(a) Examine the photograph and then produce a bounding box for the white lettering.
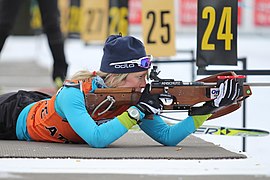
[114,64,135,69]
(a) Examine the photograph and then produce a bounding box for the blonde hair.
[70,70,128,88]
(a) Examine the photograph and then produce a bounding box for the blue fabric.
[91,76,107,92]
[16,103,35,141]
[139,115,196,146]
[55,87,128,148]
[100,35,148,73]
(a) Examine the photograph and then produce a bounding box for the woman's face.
[117,70,148,88]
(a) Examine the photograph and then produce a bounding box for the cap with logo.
[100,34,150,74]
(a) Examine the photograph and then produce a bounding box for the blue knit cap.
[100,35,148,73]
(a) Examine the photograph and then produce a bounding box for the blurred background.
[1,0,270,86]
[8,0,270,36]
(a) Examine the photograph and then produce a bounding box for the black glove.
[136,84,174,115]
[213,79,240,107]
[189,79,240,116]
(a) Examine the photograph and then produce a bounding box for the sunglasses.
[109,55,153,69]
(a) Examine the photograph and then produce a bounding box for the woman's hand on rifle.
[213,79,240,107]
[136,84,173,115]
[189,79,240,116]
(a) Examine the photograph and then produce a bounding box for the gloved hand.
[213,79,240,107]
[136,84,174,115]
[189,78,240,116]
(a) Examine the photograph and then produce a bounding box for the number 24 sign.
[197,0,238,66]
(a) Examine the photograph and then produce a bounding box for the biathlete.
[0,35,240,148]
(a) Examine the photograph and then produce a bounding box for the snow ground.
[0,34,270,176]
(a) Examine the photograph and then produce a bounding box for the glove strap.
[188,101,217,116]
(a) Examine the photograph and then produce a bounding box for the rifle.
[85,66,252,120]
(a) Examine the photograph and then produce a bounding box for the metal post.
[242,58,247,152]
[191,50,195,81]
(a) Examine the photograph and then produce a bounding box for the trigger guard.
[160,98,173,106]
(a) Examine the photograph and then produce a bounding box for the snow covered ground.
[0,34,270,176]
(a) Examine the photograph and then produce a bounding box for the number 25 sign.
[142,0,176,57]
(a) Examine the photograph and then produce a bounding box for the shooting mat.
[0,131,246,159]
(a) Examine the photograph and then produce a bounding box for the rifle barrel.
[201,82,270,86]
[245,82,270,86]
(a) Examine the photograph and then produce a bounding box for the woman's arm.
[56,87,129,148]
[139,114,210,146]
